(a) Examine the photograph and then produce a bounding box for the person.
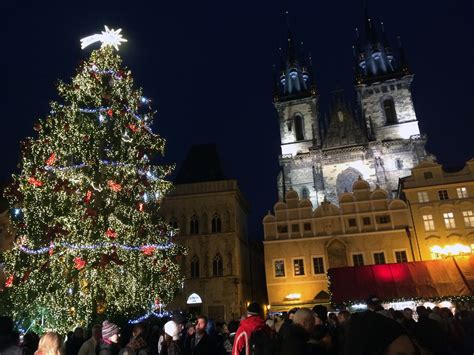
[22,332,39,355]
[78,325,101,355]
[160,321,181,355]
[232,302,275,355]
[35,332,63,355]
[98,321,121,355]
[121,324,148,355]
[344,295,416,355]
[205,319,225,355]
[223,321,239,354]
[0,316,21,355]
[281,308,325,355]
[413,306,451,354]
[184,316,209,355]
[278,308,298,341]
[66,328,85,355]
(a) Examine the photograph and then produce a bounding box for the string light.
[18,242,175,255]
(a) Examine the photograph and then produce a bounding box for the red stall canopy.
[328,255,474,304]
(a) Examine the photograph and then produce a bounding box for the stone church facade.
[274,12,433,207]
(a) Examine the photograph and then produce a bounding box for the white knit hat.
[164,320,180,341]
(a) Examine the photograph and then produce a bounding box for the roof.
[328,256,474,305]
[174,144,227,185]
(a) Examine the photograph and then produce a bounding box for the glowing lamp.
[285,293,301,300]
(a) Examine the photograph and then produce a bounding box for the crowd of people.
[1,296,474,355]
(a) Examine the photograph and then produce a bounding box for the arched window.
[190,255,200,278]
[169,216,178,229]
[190,214,199,235]
[212,253,223,277]
[382,97,397,124]
[294,115,304,141]
[301,187,309,199]
[211,213,222,233]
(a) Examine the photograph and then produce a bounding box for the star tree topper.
[81,25,127,51]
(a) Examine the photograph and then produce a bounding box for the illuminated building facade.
[263,179,412,310]
[399,159,474,260]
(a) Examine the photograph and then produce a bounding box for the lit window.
[352,254,364,266]
[457,187,468,199]
[395,250,408,263]
[443,212,456,229]
[417,191,429,203]
[212,254,223,277]
[274,260,285,277]
[293,259,305,276]
[312,257,325,274]
[422,214,435,231]
[373,252,386,265]
[348,218,357,227]
[303,223,311,231]
[438,190,449,201]
[463,211,474,228]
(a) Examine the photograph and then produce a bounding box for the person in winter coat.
[98,321,121,355]
[159,321,182,355]
[35,332,63,355]
[184,316,209,355]
[232,302,274,355]
[79,325,102,355]
[120,324,148,355]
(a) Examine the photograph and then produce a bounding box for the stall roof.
[328,255,474,305]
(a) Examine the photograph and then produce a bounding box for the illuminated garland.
[18,242,174,255]
[128,310,171,324]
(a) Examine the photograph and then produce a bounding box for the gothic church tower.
[274,9,433,207]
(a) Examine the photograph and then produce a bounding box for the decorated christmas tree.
[1,26,185,333]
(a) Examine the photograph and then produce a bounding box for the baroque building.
[263,179,412,310]
[160,144,263,321]
[274,10,432,207]
[399,159,474,260]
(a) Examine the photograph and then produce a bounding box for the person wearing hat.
[232,302,275,355]
[159,321,182,355]
[98,321,120,355]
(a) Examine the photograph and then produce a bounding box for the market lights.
[431,244,472,257]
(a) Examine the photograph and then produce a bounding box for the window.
[301,187,309,199]
[377,215,391,224]
[212,254,223,276]
[443,212,456,229]
[463,211,474,228]
[294,115,304,141]
[395,250,408,263]
[424,171,433,179]
[363,217,371,226]
[190,215,199,234]
[293,259,305,276]
[277,225,288,233]
[190,255,200,278]
[274,260,285,277]
[417,191,429,203]
[438,190,449,200]
[396,159,403,170]
[382,97,397,124]
[291,224,299,233]
[422,214,435,231]
[211,213,221,233]
[312,257,325,274]
[304,223,311,231]
[457,187,468,199]
[169,216,178,229]
[348,218,357,227]
[352,254,364,266]
[373,252,386,265]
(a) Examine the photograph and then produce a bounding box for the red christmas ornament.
[74,257,86,270]
[128,124,138,133]
[108,180,122,192]
[107,109,113,117]
[105,228,117,239]
[28,177,43,187]
[138,202,144,212]
[46,152,56,166]
[5,275,14,288]
[84,190,93,204]
[141,246,155,256]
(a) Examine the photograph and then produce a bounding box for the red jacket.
[232,315,268,355]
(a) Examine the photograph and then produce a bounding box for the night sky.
[3,0,473,236]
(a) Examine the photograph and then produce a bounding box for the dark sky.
[3,0,473,236]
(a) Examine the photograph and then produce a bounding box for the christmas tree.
[1,27,185,333]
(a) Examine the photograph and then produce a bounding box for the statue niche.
[327,239,348,268]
